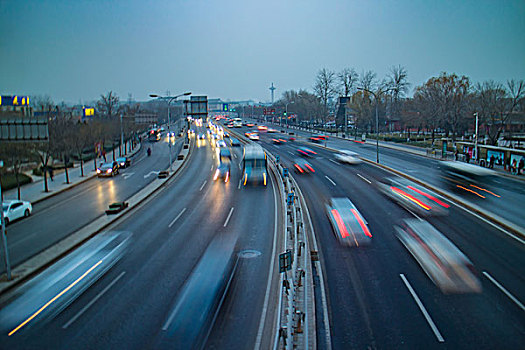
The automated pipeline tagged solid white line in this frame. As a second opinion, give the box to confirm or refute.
[223,207,234,227]
[325,175,336,186]
[168,208,187,228]
[62,271,126,329]
[483,271,525,311]
[199,180,207,191]
[400,274,444,342]
[329,159,339,165]
[254,172,278,350]
[238,179,242,189]
[210,165,213,171]
[356,173,372,184]
[288,151,295,156]
[234,153,238,158]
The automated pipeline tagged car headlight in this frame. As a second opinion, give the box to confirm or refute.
[96,169,101,174]
[107,169,112,173]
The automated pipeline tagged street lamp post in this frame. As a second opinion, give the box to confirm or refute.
[149,92,192,170]
[357,87,383,163]
[285,101,294,129]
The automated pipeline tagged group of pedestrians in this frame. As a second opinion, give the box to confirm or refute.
[457,149,524,176]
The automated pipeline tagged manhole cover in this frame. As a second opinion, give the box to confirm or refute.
[238,250,262,259]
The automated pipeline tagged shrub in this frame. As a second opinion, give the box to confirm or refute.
[0,173,32,191]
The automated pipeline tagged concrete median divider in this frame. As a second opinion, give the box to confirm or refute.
[0,138,194,295]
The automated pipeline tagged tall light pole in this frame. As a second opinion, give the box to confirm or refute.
[474,112,479,162]
[357,87,385,163]
[285,101,294,128]
[120,112,124,156]
[149,92,191,170]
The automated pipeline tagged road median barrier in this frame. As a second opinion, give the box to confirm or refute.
[158,170,169,179]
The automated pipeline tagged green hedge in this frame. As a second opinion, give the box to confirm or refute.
[1,173,32,191]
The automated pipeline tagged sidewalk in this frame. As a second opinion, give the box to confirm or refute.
[3,143,142,204]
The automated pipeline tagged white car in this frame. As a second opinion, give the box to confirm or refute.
[216,140,227,148]
[335,150,362,164]
[2,200,32,225]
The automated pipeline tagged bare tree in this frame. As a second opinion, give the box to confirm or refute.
[359,70,377,92]
[338,68,359,97]
[314,68,337,110]
[387,65,410,122]
[97,91,120,119]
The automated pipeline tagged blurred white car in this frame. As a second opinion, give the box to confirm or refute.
[216,140,227,148]
[395,218,481,294]
[335,150,362,164]
[2,200,32,225]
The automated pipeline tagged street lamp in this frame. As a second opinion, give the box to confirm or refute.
[357,87,384,163]
[285,101,294,128]
[149,92,192,170]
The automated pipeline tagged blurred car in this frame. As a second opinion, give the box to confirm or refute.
[230,138,241,147]
[198,133,206,140]
[258,125,268,131]
[317,134,329,140]
[309,136,322,143]
[376,177,449,216]
[293,158,315,174]
[216,140,227,148]
[2,200,32,225]
[297,147,317,157]
[335,150,362,164]
[188,129,195,135]
[223,132,230,138]
[272,138,287,144]
[395,218,482,294]
[227,123,234,128]
[267,128,277,133]
[97,161,119,177]
[116,157,131,168]
[325,197,372,247]
[246,132,259,141]
[289,137,296,142]
[246,123,254,127]
[213,161,231,183]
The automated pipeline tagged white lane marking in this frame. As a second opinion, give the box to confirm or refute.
[62,271,126,329]
[144,171,159,179]
[483,271,525,311]
[168,208,187,228]
[325,175,336,186]
[329,159,339,165]
[400,274,444,342]
[199,180,207,191]
[234,153,238,158]
[210,165,214,171]
[356,173,372,184]
[255,171,278,350]
[406,208,422,220]
[238,179,242,189]
[223,207,234,227]
[288,151,295,156]
[121,172,135,180]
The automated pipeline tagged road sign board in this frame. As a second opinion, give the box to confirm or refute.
[279,251,292,273]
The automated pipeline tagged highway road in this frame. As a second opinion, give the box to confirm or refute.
[0,135,182,274]
[261,121,525,229]
[233,123,524,349]
[0,126,281,349]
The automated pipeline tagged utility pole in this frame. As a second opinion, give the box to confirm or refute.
[474,112,479,162]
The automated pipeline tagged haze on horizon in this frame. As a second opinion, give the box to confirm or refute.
[1,0,524,104]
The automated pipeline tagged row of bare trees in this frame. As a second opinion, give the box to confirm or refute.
[0,92,146,197]
[278,67,524,146]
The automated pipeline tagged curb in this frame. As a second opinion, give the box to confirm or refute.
[0,140,192,295]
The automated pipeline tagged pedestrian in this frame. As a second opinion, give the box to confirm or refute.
[511,159,517,175]
[505,157,510,171]
[49,166,54,181]
[465,151,470,163]
[519,158,524,175]
[489,155,495,169]
[102,150,107,162]
[454,149,459,161]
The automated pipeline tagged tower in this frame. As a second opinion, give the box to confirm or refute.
[269,83,276,104]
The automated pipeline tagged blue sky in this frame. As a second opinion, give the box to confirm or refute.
[1,0,524,104]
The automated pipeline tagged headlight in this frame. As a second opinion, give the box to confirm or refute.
[107,169,112,173]
[96,169,101,174]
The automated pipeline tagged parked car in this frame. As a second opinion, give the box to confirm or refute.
[2,200,32,225]
[97,161,120,177]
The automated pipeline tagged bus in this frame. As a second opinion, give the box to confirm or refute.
[242,145,268,186]
[232,118,242,128]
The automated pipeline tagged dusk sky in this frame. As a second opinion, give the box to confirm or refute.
[1,0,524,104]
